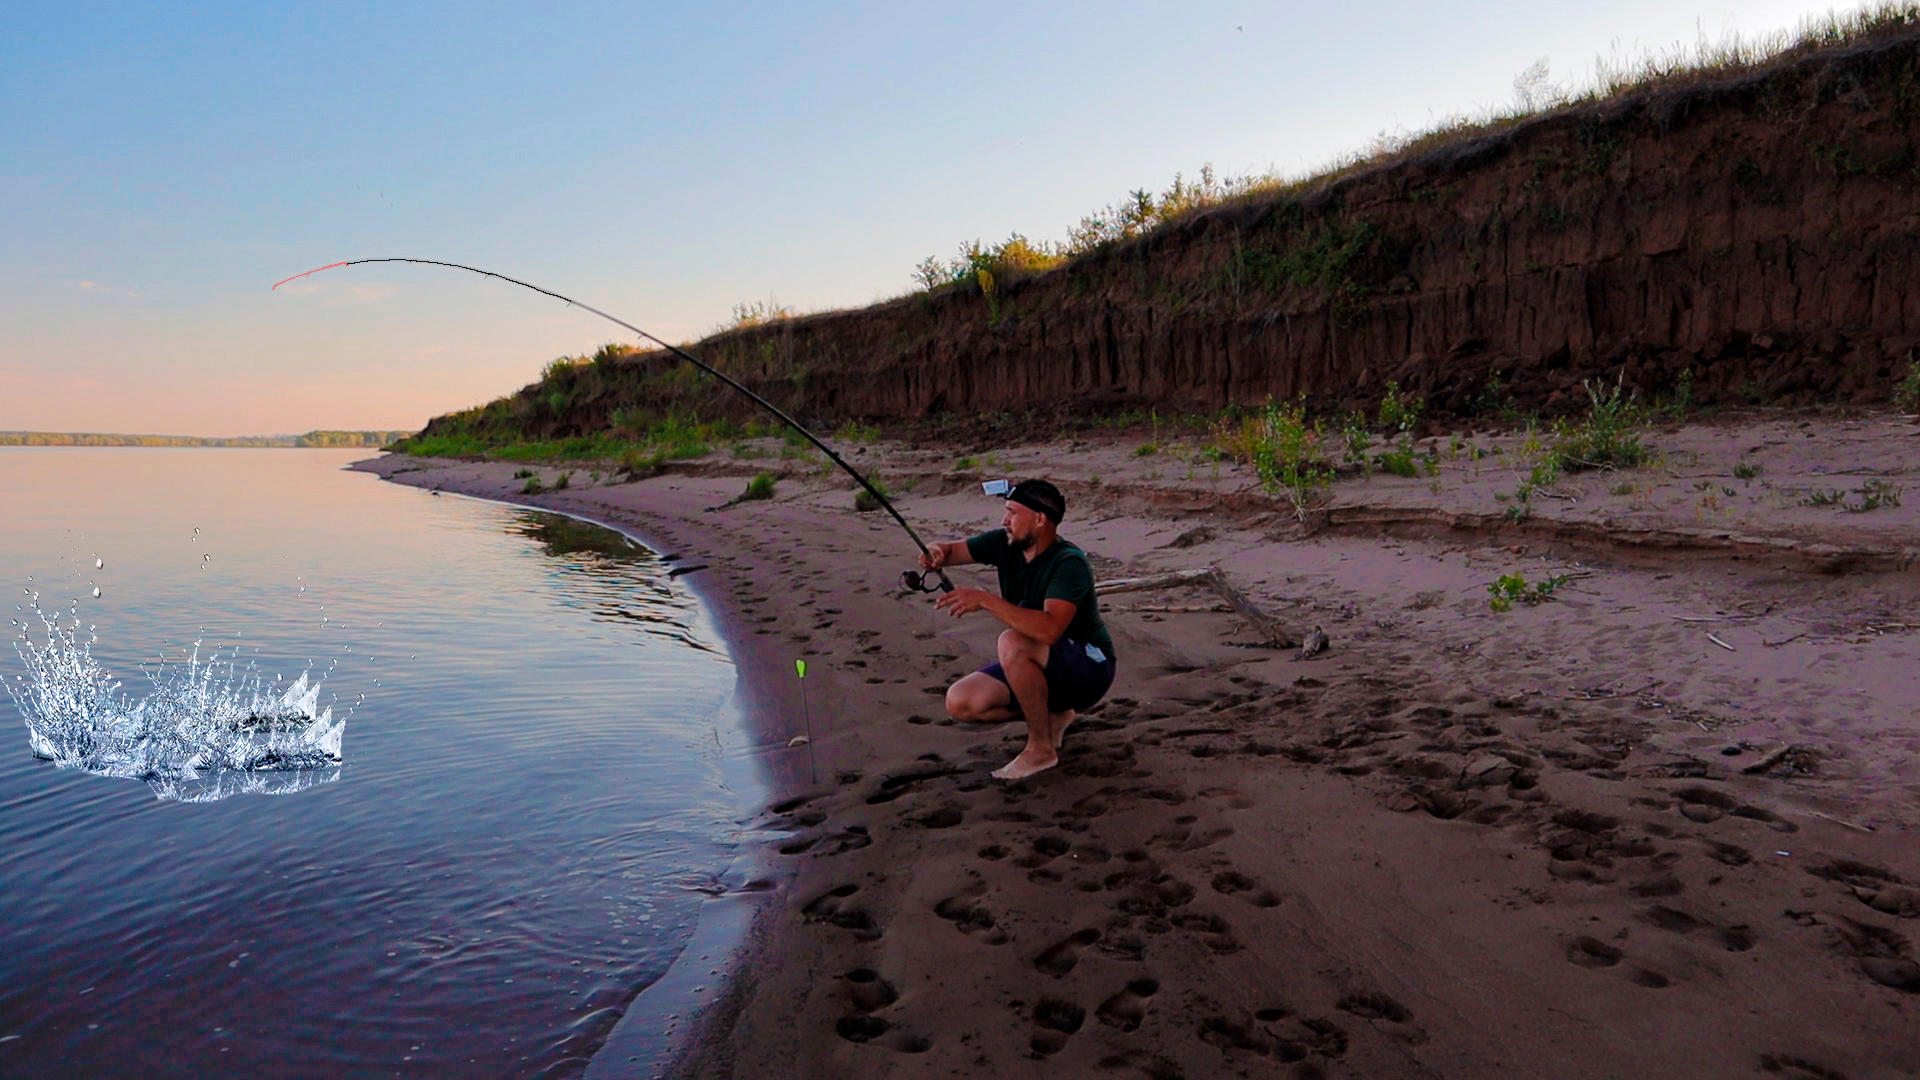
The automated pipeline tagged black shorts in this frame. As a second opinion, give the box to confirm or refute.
[978,638,1117,714]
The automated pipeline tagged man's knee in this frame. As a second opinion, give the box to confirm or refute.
[996,628,1045,667]
[946,672,1005,721]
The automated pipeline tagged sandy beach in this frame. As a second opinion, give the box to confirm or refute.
[357,409,1920,1080]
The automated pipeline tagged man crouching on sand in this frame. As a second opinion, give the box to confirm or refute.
[919,479,1118,780]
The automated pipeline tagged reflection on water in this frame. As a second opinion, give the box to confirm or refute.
[0,450,742,1079]
[511,511,722,655]
[510,512,652,560]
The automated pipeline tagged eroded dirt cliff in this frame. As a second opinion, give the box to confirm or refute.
[426,32,1920,440]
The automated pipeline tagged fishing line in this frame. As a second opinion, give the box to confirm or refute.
[274,257,953,591]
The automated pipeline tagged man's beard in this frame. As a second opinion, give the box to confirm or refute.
[1007,531,1034,553]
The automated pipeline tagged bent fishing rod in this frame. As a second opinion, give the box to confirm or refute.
[274,257,953,592]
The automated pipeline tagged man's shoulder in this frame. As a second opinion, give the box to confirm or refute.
[965,528,1012,564]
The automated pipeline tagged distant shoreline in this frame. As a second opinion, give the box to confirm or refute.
[0,430,411,449]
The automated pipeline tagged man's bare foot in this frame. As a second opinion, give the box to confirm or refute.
[991,746,1059,780]
[1049,709,1077,751]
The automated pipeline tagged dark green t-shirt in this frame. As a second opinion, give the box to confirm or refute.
[964,529,1115,658]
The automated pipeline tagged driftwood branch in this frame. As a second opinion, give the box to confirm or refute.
[1098,567,1297,648]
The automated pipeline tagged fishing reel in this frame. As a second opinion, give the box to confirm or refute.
[900,568,954,593]
[902,479,1019,593]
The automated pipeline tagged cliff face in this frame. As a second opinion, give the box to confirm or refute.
[431,35,1920,441]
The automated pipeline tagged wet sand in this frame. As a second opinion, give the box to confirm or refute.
[358,412,1920,1079]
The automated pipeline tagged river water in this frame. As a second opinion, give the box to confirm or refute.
[0,449,748,1078]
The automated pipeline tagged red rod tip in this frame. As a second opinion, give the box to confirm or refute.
[271,261,349,290]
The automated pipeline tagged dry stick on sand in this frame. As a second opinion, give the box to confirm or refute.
[1707,632,1737,651]
[1097,567,1296,648]
[1810,809,1876,833]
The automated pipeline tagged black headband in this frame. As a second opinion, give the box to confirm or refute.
[1008,484,1063,524]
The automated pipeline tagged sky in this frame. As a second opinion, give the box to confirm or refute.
[0,0,1860,436]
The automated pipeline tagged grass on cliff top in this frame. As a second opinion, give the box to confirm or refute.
[914,2,1920,291]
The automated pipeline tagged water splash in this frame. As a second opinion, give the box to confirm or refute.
[6,597,345,802]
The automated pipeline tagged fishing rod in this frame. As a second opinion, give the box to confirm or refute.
[274,257,953,592]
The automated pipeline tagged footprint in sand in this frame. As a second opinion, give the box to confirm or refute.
[1672,786,1799,833]
[1566,936,1623,968]
[1758,1053,1851,1079]
[1641,905,1756,951]
[933,880,1010,945]
[1697,838,1754,867]
[1197,1012,1268,1054]
[1029,998,1086,1056]
[1336,992,1412,1023]
[833,1015,932,1054]
[1337,991,1428,1044]
[865,766,960,805]
[1810,859,1920,918]
[1211,871,1282,908]
[1820,913,1920,992]
[1563,933,1674,987]
[1149,824,1235,853]
[1170,912,1240,954]
[1015,835,1073,868]
[1095,978,1160,1032]
[842,968,898,1013]
[912,806,964,829]
[802,884,881,939]
[1034,928,1101,976]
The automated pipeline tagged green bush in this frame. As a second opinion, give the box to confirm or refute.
[554,471,571,490]
[619,448,668,478]
[1213,400,1333,516]
[853,476,893,513]
[1896,357,1920,413]
[1374,450,1419,477]
[1488,572,1568,612]
[742,473,776,501]
[1550,377,1648,472]
[521,476,544,495]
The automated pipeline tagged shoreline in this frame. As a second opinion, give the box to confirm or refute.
[348,458,806,1078]
[358,416,1920,1079]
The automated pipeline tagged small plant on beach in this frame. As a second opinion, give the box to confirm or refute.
[953,456,977,470]
[1375,449,1419,477]
[1733,462,1762,480]
[1135,442,1159,457]
[1844,479,1903,513]
[1339,411,1372,469]
[1487,572,1568,612]
[741,472,776,501]
[834,420,880,444]
[554,471,571,490]
[521,476,544,495]
[1802,488,1845,506]
[853,477,893,513]
[1895,356,1920,414]
[1214,400,1334,518]
[1378,381,1424,437]
[513,468,535,479]
[1550,376,1647,472]
[619,447,669,479]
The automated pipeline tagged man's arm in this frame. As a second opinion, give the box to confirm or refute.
[919,539,977,570]
[935,590,1078,645]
